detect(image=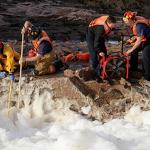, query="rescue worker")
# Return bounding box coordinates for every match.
[123,11,150,81]
[0,41,20,73]
[21,21,61,75]
[86,15,117,81]
[22,21,33,37]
